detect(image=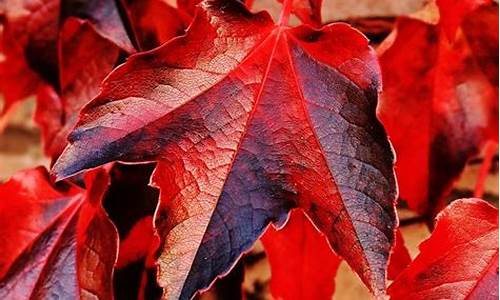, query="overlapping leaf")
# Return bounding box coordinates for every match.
[103,163,162,300]
[0,0,134,121]
[261,210,411,296]
[0,167,118,299]
[125,0,189,50]
[52,0,397,298]
[35,18,121,160]
[261,210,342,300]
[377,2,498,217]
[387,229,411,280]
[436,0,492,40]
[388,198,499,299]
